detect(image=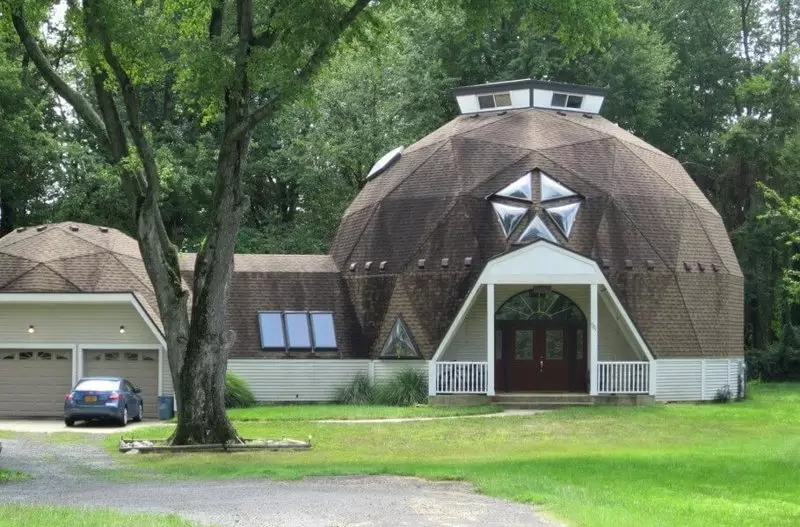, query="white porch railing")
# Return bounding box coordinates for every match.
[435,362,488,394]
[597,361,650,394]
